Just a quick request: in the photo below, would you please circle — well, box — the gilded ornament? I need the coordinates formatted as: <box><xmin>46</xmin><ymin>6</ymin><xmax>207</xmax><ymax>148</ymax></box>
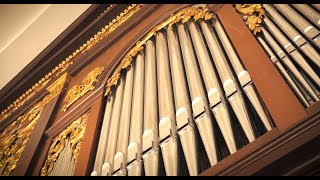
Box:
<box><xmin>104</xmin><ymin>6</ymin><xmax>214</xmax><ymax>96</ymax></box>
<box><xmin>0</xmin><ymin>4</ymin><xmax>141</xmax><ymax>123</ymax></box>
<box><xmin>40</xmin><ymin>112</ymin><xmax>89</xmax><ymax>176</ymax></box>
<box><xmin>62</xmin><ymin>67</ymin><xmax>104</xmax><ymax>112</ymax></box>
<box><xmin>235</xmin><ymin>4</ymin><xmax>265</xmax><ymax>35</ymax></box>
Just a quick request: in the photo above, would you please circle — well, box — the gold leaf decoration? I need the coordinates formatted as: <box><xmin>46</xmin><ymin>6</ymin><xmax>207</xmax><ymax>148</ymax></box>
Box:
<box><xmin>104</xmin><ymin>6</ymin><xmax>214</xmax><ymax>96</ymax></box>
<box><xmin>0</xmin><ymin>74</ymin><xmax>67</xmax><ymax>176</ymax></box>
<box><xmin>62</xmin><ymin>67</ymin><xmax>104</xmax><ymax>112</ymax></box>
<box><xmin>0</xmin><ymin>4</ymin><xmax>142</xmax><ymax>123</ymax></box>
<box><xmin>0</xmin><ymin>102</ymin><xmax>42</xmax><ymax>176</ymax></box>
<box><xmin>40</xmin><ymin>112</ymin><xmax>89</xmax><ymax>176</ymax></box>
<box><xmin>235</xmin><ymin>4</ymin><xmax>265</xmax><ymax>35</ymax></box>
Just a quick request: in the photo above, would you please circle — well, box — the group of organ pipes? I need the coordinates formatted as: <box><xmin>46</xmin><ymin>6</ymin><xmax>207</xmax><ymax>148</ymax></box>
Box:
<box><xmin>254</xmin><ymin>4</ymin><xmax>320</xmax><ymax>107</ymax></box>
<box><xmin>91</xmin><ymin>14</ymin><xmax>273</xmax><ymax>176</ymax></box>
<box><xmin>1</xmin><ymin>4</ymin><xmax>318</xmax><ymax>177</ymax></box>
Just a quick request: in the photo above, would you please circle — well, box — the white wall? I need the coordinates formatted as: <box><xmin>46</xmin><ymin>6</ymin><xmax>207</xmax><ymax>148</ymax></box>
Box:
<box><xmin>0</xmin><ymin>4</ymin><xmax>91</xmax><ymax>90</ymax></box>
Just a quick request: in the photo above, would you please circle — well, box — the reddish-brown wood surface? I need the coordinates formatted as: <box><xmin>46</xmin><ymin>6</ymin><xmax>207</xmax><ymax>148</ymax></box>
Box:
<box><xmin>215</xmin><ymin>4</ymin><xmax>308</xmax><ymax>132</ymax></box>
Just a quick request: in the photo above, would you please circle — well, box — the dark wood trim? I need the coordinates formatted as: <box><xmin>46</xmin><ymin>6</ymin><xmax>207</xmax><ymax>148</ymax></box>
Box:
<box><xmin>12</xmin><ymin>96</ymin><xmax>60</xmax><ymax>176</ymax></box>
<box><xmin>30</xmin><ymin>86</ymin><xmax>104</xmax><ymax>176</ymax></box>
<box><xmin>284</xmin><ymin>152</ymin><xmax>320</xmax><ymax>176</ymax></box>
<box><xmin>214</xmin><ymin>4</ymin><xmax>308</xmax><ymax>132</ymax></box>
<box><xmin>11</xmin><ymin>74</ymin><xmax>71</xmax><ymax>176</ymax></box>
<box><xmin>99</xmin><ymin>4</ymin><xmax>190</xmax><ymax>87</ymax></box>
<box><xmin>306</xmin><ymin>101</ymin><xmax>320</xmax><ymax>116</ymax></box>
<box><xmin>200</xmin><ymin>111</ymin><xmax>320</xmax><ymax>176</ymax></box>
<box><xmin>0</xmin><ymin>88</ymin><xmax>48</xmax><ymax>132</ymax></box>
<box><xmin>69</xmin><ymin>4</ymin><xmax>161</xmax><ymax>77</ymax></box>
<box><xmin>74</xmin><ymin>88</ymin><xmax>104</xmax><ymax>176</ymax></box>
<box><xmin>30</xmin><ymin>135</ymin><xmax>54</xmax><ymax>176</ymax></box>
<box><xmin>45</xmin><ymin>86</ymin><xmax>104</xmax><ymax>138</ymax></box>
<box><xmin>254</xmin><ymin>136</ymin><xmax>320</xmax><ymax>176</ymax></box>
<box><xmin>0</xmin><ymin>4</ymin><xmax>111</xmax><ymax>113</ymax></box>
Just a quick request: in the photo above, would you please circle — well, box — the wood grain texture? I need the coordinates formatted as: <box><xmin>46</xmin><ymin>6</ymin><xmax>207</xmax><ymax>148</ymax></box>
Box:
<box><xmin>214</xmin><ymin>4</ymin><xmax>308</xmax><ymax>132</ymax></box>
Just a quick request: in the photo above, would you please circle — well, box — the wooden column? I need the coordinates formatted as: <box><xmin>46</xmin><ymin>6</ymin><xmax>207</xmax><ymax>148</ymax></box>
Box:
<box><xmin>73</xmin><ymin>87</ymin><xmax>104</xmax><ymax>176</ymax></box>
<box><xmin>30</xmin><ymin>86</ymin><xmax>104</xmax><ymax>176</ymax></box>
<box><xmin>213</xmin><ymin>4</ymin><xmax>308</xmax><ymax>132</ymax></box>
<box><xmin>12</xmin><ymin>73</ymin><xmax>70</xmax><ymax>176</ymax></box>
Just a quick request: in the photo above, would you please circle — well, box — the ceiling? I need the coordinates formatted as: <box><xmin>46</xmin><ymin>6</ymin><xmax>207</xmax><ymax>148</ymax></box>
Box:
<box><xmin>0</xmin><ymin>4</ymin><xmax>92</xmax><ymax>90</ymax></box>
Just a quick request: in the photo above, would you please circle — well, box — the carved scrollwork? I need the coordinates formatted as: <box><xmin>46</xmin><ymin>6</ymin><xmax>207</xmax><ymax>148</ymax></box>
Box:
<box><xmin>0</xmin><ymin>73</ymin><xmax>67</xmax><ymax>176</ymax></box>
<box><xmin>62</xmin><ymin>67</ymin><xmax>104</xmax><ymax>112</ymax></box>
<box><xmin>0</xmin><ymin>102</ymin><xmax>43</xmax><ymax>175</ymax></box>
<box><xmin>0</xmin><ymin>4</ymin><xmax>142</xmax><ymax>123</ymax></box>
<box><xmin>40</xmin><ymin>112</ymin><xmax>89</xmax><ymax>176</ymax></box>
<box><xmin>104</xmin><ymin>6</ymin><xmax>214</xmax><ymax>96</ymax></box>
<box><xmin>235</xmin><ymin>4</ymin><xmax>265</xmax><ymax>35</ymax></box>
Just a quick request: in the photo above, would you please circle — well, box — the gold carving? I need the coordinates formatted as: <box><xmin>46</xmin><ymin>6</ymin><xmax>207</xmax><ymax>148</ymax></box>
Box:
<box><xmin>0</xmin><ymin>78</ymin><xmax>51</xmax><ymax>122</ymax></box>
<box><xmin>0</xmin><ymin>73</ymin><xmax>67</xmax><ymax>175</ymax></box>
<box><xmin>40</xmin><ymin>112</ymin><xmax>89</xmax><ymax>176</ymax></box>
<box><xmin>235</xmin><ymin>4</ymin><xmax>265</xmax><ymax>35</ymax></box>
<box><xmin>62</xmin><ymin>67</ymin><xmax>104</xmax><ymax>112</ymax></box>
<box><xmin>104</xmin><ymin>6</ymin><xmax>214</xmax><ymax>96</ymax></box>
<box><xmin>0</xmin><ymin>102</ymin><xmax>43</xmax><ymax>175</ymax></box>
<box><xmin>82</xmin><ymin>4</ymin><xmax>143</xmax><ymax>53</ymax></box>
<box><xmin>0</xmin><ymin>4</ymin><xmax>142</xmax><ymax>123</ymax></box>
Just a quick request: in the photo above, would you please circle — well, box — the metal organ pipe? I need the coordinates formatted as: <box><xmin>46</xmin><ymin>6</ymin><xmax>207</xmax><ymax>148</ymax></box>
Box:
<box><xmin>142</xmin><ymin>39</ymin><xmax>160</xmax><ymax>176</ymax></box>
<box><xmin>156</xmin><ymin>30</ymin><xmax>179</xmax><ymax>176</ymax></box>
<box><xmin>127</xmin><ymin>53</ymin><xmax>145</xmax><ymax>176</ymax></box>
<box><xmin>166</xmin><ymin>26</ymin><xmax>199</xmax><ymax>176</ymax></box>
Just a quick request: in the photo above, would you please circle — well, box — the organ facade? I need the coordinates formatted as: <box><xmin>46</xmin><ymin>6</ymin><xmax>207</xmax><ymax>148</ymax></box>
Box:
<box><xmin>0</xmin><ymin>4</ymin><xmax>319</xmax><ymax>176</ymax></box>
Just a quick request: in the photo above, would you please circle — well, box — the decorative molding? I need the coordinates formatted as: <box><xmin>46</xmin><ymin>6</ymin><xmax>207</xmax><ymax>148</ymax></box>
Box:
<box><xmin>62</xmin><ymin>67</ymin><xmax>104</xmax><ymax>112</ymax></box>
<box><xmin>81</xmin><ymin>4</ymin><xmax>143</xmax><ymax>54</ymax></box>
<box><xmin>0</xmin><ymin>102</ymin><xmax>43</xmax><ymax>176</ymax></box>
<box><xmin>0</xmin><ymin>73</ymin><xmax>68</xmax><ymax>176</ymax></box>
<box><xmin>104</xmin><ymin>5</ymin><xmax>214</xmax><ymax>96</ymax></box>
<box><xmin>0</xmin><ymin>4</ymin><xmax>143</xmax><ymax>123</ymax></box>
<box><xmin>0</xmin><ymin>79</ymin><xmax>51</xmax><ymax>122</ymax></box>
<box><xmin>234</xmin><ymin>4</ymin><xmax>265</xmax><ymax>35</ymax></box>
<box><xmin>40</xmin><ymin>111</ymin><xmax>89</xmax><ymax>176</ymax></box>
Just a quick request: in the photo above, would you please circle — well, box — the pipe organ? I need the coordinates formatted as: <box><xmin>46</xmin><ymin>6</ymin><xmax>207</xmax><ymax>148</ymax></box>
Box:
<box><xmin>91</xmin><ymin>8</ymin><xmax>273</xmax><ymax>176</ymax></box>
<box><xmin>246</xmin><ymin>4</ymin><xmax>320</xmax><ymax>107</ymax></box>
<box><xmin>0</xmin><ymin>4</ymin><xmax>319</xmax><ymax>176</ymax></box>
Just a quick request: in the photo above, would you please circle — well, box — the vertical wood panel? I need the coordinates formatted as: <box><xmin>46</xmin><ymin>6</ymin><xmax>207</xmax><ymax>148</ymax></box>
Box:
<box><xmin>73</xmin><ymin>88</ymin><xmax>104</xmax><ymax>176</ymax></box>
<box><xmin>214</xmin><ymin>4</ymin><xmax>307</xmax><ymax>132</ymax></box>
<box><xmin>12</xmin><ymin>95</ymin><xmax>60</xmax><ymax>176</ymax></box>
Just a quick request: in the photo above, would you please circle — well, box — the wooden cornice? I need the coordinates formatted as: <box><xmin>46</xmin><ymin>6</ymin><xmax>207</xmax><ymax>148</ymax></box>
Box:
<box><xmin>0</xmin><ymin>4</ymin><xmax>132</xmax><ymax>121</ymax></box>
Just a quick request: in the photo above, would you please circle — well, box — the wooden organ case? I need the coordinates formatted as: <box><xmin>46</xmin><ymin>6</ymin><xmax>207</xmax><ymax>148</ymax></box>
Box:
<box><xmin>0</xmin><ymin>4</ymin><xmax>319</xmax><ymax>176</ymax></box>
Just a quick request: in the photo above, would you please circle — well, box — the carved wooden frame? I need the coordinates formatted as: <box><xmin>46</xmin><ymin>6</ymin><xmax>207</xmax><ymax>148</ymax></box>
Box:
<box><xmin>30</xmin><ymin>86</ymin><xmax>104</xmax><ymax>176</ymax></box>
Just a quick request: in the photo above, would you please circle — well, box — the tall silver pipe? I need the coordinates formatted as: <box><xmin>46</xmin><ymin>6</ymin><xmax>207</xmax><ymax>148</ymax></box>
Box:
<box><xmin>274</xmin><ymin>4</ymin><xmax>320</xmax><ymax>39</ymax></box>
<box><xmin>166</xmin><ymin>26</ymin><xmax>199</xmax><ymax>176</ymax></box>
<box><xmin>262</xmin><ymin>19</ymin><xmax>320</xmax><ymax>100</ymax></box>
<box><xmin>188</xmin><ymin>20</ymin><xmax>227</xmax><ymax>164</ymax></box>
<box><xmin>292</xmin><ymin>4</ymin><xmax>320</xmax><ymax>28</ymax></box>
<box><xmin>156</xmin><ymin>30</ymin><xmax>179</xmax><ymax>176</ymax></box>
<box><xmin>177</xmin><ymin>22</ymin><xmax>221</xmax><ymax>167</ymax></box>
<box><xmin>142</xmin><ymin>39</ymin><xmax>160</xmax><ymax>176</ymax></box>
<box><xmin>257</xmin><ymin>36</ymin><xmax>310</xmax><ymax>107</ymax></box>
<box><xmin>103</xmin><ymin>76</ymin><xmax>125</xmax><ymax>176</ymax></box>
<box><xmin>113</xmin><ymin>66</ymin><xmax>134</xmax><ymax>175</ymax></box>
<box><xmin>127</xmin><ymin>53</ymin><xmax>145</xmax><ymax>176</ymax></box>
<box><xmin>263</xmin><ymin>4</ymin><xmax>320</xmax><ymax>69</ymax></box>
<box><xmin>211</xmin><ymin>19</ymin><xmax>273</xmax><ymax>132</ymax></box>
<box><xmin>91</xmin><ymin>95</ymin><xmax>115</xmax><ymax>176</ymax></box>
<box><xmin>200</xmin><ymin>19</ymin><xmax>256</xmax><ymax>143</ymax></box>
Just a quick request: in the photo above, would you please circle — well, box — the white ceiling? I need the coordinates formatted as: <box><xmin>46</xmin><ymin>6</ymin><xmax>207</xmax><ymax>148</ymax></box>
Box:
<box><xmin>0</xmin><ymin>4</ymin><xmax>91</xmax><ymax>90</ymax></box>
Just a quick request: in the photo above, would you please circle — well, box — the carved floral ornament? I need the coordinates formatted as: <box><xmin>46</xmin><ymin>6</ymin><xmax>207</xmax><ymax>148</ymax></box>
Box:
<box><xmin>0</xmin><ymin>4</ymin><xmax>142</xmax><ymax>123</ymax></box>
<box><xmin>234</xmin><ymin>4</ymin><xmax>265</xmax><ymax>35</ymax></box>
<box><xmin>0</xmin><ymin>74</ymin><xmax>67</xmax><ymax>176</ymax></box>
<box><xmin>104</xmin><ymin>6</ymin><xmax>214</xmax><ymax>96</ymax></box>
<box><xmin>40</xmin><ymin>111</ymin><xmax>89</xmax><ymax>176</ymax></box>
<box><xmin>62</xmin><ymin>67</ymin><xmax>105</xmax><ymax>112</ymax></box>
